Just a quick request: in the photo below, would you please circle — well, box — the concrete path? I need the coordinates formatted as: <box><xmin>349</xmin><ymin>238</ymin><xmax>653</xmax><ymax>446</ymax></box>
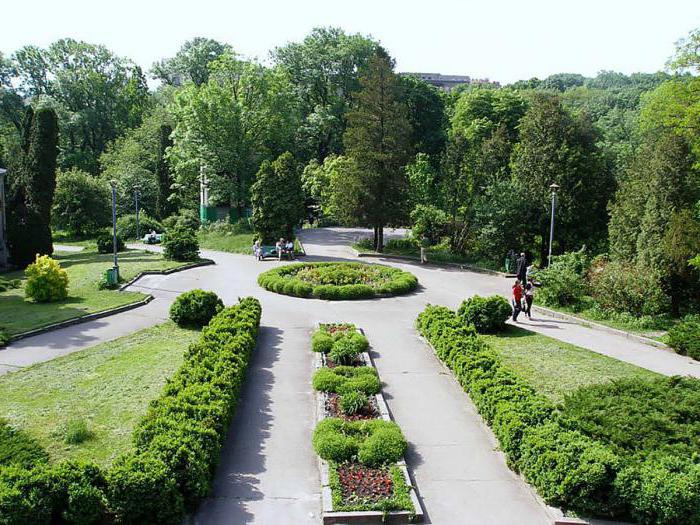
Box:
<box><xmin>3</xmin><ymin>227</ymin><xmax>698</xmax><ymax>524</ymax></box>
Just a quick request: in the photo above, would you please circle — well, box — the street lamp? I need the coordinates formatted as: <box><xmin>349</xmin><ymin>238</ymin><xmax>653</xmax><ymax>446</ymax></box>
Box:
<box><xmin>133</xmin><ymin>185</ymin><xmax>141</xmax><ymax>240</ymax></box>
<box><xmin>0</xmin><ymin>168</ymin><xmax>8</xmax><ymax>267</ymax></box>
<box><xmin>547</xmin><ymin>183</ymin><xmax>560</xmax><ymax>267</ymax></box>
<box><xmin>110</xmin><ymin>180</ymin><xmax>119</xmax><ymax>280</ymax></box>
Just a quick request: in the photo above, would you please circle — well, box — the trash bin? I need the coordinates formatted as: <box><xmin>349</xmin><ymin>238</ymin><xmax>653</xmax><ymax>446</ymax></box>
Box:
<box><xmin>105</xmin><ymin>267</ymin><xmax>119</xmax><ymax>285</ymax></box>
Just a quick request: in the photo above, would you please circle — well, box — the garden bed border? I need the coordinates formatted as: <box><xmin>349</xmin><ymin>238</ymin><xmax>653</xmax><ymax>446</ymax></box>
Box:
<box><xmin>312</xmin><ymin>327</ymin><xmax>424</xmax><ymax>524</ymax></box>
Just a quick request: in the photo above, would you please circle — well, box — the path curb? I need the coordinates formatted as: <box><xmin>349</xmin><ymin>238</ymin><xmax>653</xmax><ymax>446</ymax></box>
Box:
<box><xmin>531</xmin><ymin>305</ymin><xmax>670</xmax><ymax>350</ymax></box>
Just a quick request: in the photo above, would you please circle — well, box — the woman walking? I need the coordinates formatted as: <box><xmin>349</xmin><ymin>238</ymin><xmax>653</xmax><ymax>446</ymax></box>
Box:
<box><xmin>524</xmin><ymin>278</ymin><xmax>535</xmax><ymax>319</ymax></box>
<box><xmin>511</xmin><ymin>279</ymin><xmax>524</xmax><ymax>322</ymax></box>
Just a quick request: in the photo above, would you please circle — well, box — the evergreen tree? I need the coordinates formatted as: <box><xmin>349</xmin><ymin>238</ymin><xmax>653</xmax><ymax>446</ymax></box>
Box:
<box><xmin>343</xmin><ymin>48</ymin><xmax>412</xmax><ymax>251</ymax></box>
<box><xmin>155</xmin><ymin>124</ymin><xmax>174</xmax><ymax>219</ymax></box>
<box><xmin>251</xmin><ymin>152</ymin><xmax>305</xmax><ymax>243</ymax></box>
<box><xmin>6</xmin><ymin>106</ymin><xmax>58</xmax><ymax>267</ymax></box>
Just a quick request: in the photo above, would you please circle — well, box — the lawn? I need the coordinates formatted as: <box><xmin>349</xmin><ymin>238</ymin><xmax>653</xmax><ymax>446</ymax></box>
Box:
<box><xmin>352</xmin><ymin>242</ymin><xmax>500</xmax><ymax>271</ymax></box>
<box><xmin>481</xmin><ymin>325</ymin><xmax>659</xmax><ymax>403</ymax></box>
<box><xmin>0</xmin><ymin>322</ymin><xmax>200</xmax><ymax>467</ymax></box>
<box><xmin>0</xmin><ymin>248</ymin><xmax>187</xmax><ymax>335</ymax></box>
<box><xmin>199</xmin><ymin>229</ymin><xmax>305</xmax><ymax>255</ymax></box>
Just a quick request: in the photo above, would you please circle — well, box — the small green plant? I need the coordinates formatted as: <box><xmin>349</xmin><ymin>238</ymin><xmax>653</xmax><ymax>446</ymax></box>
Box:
<box><xmin>24</xmin><ymin>255</ymin><xmax>69</xmax><ymax>303</ymax></box>
<box><xmin>329</xmin><ymin>336</ymin><xmax>363</xmax><ymax>365</ymax></box>
<box><xmin>63</xmin><ymin>419</ymin><xmax>94</xmax><ymax>445</ymax></box>
<box><xmin>163</xmin><ymin>227</ymin><xmax>200</xmax><ymax>261</ymax></box>
<box><xmin>169</xmin><ymin>289</ymin><xmax>223</xmax><ymax>327</ymax></box>
<box><xmin>667</xmin><ymin>316</ymin><xmax>700</xmax><ymax>361</ymax></box>
<box><xmin>457</xmin><ymin>295</ymin><xmax>512</xmax><ymax>333</ymax></box>
<box><xmin>312</xmin><ymin>366</ymin><xmax>381</xmax><ymax>395</ymax></box>
<box><xmin>96</xmin><ymin>231</ymin><xmax>126</xmax><ymax>254</ymax></box>
<box><xmin>339</xmin><ymin>391</ymin><xmax>368</xmax><ymax>416</ymax></box>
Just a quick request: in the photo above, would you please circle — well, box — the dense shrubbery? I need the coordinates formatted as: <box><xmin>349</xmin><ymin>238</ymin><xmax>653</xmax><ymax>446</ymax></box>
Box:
<box><xmin>0</xmin><ymin>297</ymin><xmax>261</xmax><ymax>523</ymax></box>
<box><xmin>410</xmin><ymin>204</ymin><xmax>449</xmax><ymax>245</ymax></box>
<box><xmin>52</xmin><ymin>168</ymin><xmax>111</xmax><ymax>236</ymax></box>
<box><xmin>96</xmin><ymin>231</ymin><xmax>125</xmax><ymax>254</ymax></box>
<box><xmin>313</xmin><ymin>418</ymin><xmax>407</xmax><ymax>467</ymax></box>
<box><xmin>258</xmin><ymin>262</ymin><xmax>417</xmax><ymax>300</ymax></box>
<box><xmin>117</xmin><ymin>213</ymin><xmax>164</xmax><ymax>240</ymax></box>
<box><xmin>457</xmin><ymin>295</ymin><xmax>511</xmax><ymax>333</ymax></box>
<box><xmin>534</xmin><ymin>248</ymin><xmax>588</xmax><ymax>307</ymax></box>
<box><xmin>417</xmin><ymin>303</ymin><xmax>700</xmax><ymax>522</ymax></box>
<box><xmin>162</xmin><ymin>210</ymin><xmax>200</xmax><ymax>232</ymax></box>
<box><xmin>589</xmin><ymin>259</ymin><xmax>668</xmax><ymax>316</ymax></box>
<box><xmin>310</xmin><ymin>324</ymin><xmax>369</xmax><ymax>364</ymax></box>
<box><xmin>0</xmin><ymin>420</ymin><xmax>49</xmax><ymax>468</ymax></box>
<box><xmin>163</xmin><ymin>227</ymin><xmax>200</xmax><ymax>261</ymax></box>
<box><xmin>384</xmin><ymin>238</ymin><xmax>418</xmax><ymax>252</ymax></box>
<box><xmin>169</xmin><ymin>289</ymin><xmax>223</xmax><ymax>327</ymax></box>
<box><xmin>24</xmin><ymin>255</ymin><xmax>69</xmax><ymax>303</ymax></box>
<box><xmin>667</xmin><ymin>316</ymin><xmax>700</xmax><ymax>361</ymax></box>
<box><xmin>312</xmin><ymin>366</ymin><xmax>381</xmax><ymax>395</ymax></box>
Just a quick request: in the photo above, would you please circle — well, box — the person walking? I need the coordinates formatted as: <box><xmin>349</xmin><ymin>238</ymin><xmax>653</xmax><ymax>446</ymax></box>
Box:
<box><xmin>516</xmin><ymin>252</ymin><xmax>528</xmax><ymax>283</ymax></box>
<box><xmin>524</xmin><ymin>278</ymin><xmax>535</xmax><ymax>319</ymax></box>
<box><xmin>420</xmin><ymin>235</ymin><xmax>430</xmax><ymax>264</ymax></box>
<box><xmin>511</xmin><ymin>279</ymin><xmax>524</xmax><ymax>322</ymax></box>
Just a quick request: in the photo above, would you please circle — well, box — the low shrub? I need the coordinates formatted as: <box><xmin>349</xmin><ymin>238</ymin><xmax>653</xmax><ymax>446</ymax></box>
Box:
<box><xmin>457</xmin><ymin>295</ymin><xmax>512</xmax><ymax>333</ymax></box>
<box><xmin>312</xmin><ymin>366</ymin><xmax>381</xmax><ymax>395</ymax></box>
<box><xmin>312</xmin><ymin>418</ymin><xmax>407</xmax><ymax>467</ymax></box>
<box><xmin>0</xmin><ymin>420</ymin><xmax>48</xmax><ymax>468</ymax></box>
<box><xmin>384</xmin><ymin>238</ymin><xmax>418</xmax><ymax>252</ymax></box>
<box><xmin>96</xmin><ymin>231</ymin><xmax>125</xmax><ymax>254</ymax></box>
<box><xmin>163</xmin><ymin>227</ymin><xmax>200</xmax><ymax>262</ymax></box>
<box><xmin>329</xmin><ymin>336</ymin><xmax>364</xmax><ymax>365</ymax></box>
<box><xmin>162</xmin><ymin>210</ymin><xmax>200</xmax><ymax>232</ymax></box>
<box><xmin>354</xmin><ymin>237</ymin><xmax>374</xmax><ymax>250</ymax></box>
<box><xmin>117</xmin><ymin>213</ymin><xmax>164</xmax><ymax>240</ymax></box>
<box><xmin>534</xmin><ymin>249</ymin><xmax>589</xmax><ymax>308</ymax></box>
<box><xmin>24</xmin><ymin>255</ymin><xmax>69</xmax><ymax>303</ymax></box>
<box><xmin>667</xmin><ymin>316</ymin><xmax>700</xmax><ymax>361</ymax></box>
<box><xmin>169</xmin><ymin>289</ymin><xmax>223</xmax><ymax>327</ymax></box>
<box><xmin>0</xmin><ymin>329</ymin><xmax>10</xmax><ymax>348</ymax></box>
<box><xmin>338</xmin><ymin>391</ymin><xmax>368</xmax><ymax>416</ymax></box>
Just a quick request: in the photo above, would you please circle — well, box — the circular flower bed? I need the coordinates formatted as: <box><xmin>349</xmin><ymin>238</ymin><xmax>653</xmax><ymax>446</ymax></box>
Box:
<box><xmin>257</xmin><ymin>262</ymin><xmax>418</xmax><ymax>300</ymax></box>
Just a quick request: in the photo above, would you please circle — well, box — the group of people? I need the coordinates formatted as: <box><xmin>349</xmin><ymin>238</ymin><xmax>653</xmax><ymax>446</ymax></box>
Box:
<box><xmin>252</xmin><ymin>238</ymin><xmax>295</xmax><ymax>261</ymax></box>
<box><xmin>511</xmin><ymin>251</ymin><xmax>536</xmax><ymax>321</ymax></box>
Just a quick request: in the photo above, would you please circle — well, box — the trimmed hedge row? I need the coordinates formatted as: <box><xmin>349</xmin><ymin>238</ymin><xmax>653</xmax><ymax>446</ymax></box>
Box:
<box><xmin>257</xmin><ymin>262</ymin><xmax>418</xmax><ymax>300</ymax></box>
<box><xmin>0</xmin><ymin>297</ymin><xmax>262</xmax><ymax>524</ymax></box>
<box><xmin>417</xmin><ymin>304</ymin><xmax>700</xmax><ymax>523</ymax></box>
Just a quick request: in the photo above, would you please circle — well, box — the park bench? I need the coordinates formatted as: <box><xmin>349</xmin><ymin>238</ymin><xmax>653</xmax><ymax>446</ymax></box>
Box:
<box><xmin>142</xmin><ymin>233</ymin><xmax>162</xmax><ymax>244</ymax></box>
<box><xmin>259</xmin><ymin>245</ymin><xmax>294</xmax><ymax>260</ymax></box>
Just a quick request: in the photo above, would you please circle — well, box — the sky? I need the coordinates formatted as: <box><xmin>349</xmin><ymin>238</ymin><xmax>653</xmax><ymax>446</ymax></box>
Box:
<box><xmin>1</xmin><ymin>0</ymin><xmax>698</xmax><ymax>84</ymax></box>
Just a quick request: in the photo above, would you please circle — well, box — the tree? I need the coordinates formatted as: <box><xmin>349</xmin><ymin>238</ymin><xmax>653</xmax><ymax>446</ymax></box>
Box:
<box><xmin>151</xmin><ymin>38</ymin><xmax>232</xmax><ymax>86</ymax></box>
<box><xmin>399</xmin><ymin>76</ymin><xmax>446</xmax><ymax>156</ymax></box>
<box><xmin>343</xmin><ymin>49</ymin><xmax>412</xmax><ymax>251</ymax></box>
<box><xmin>511</xmin><ymin>93</ymin><xmax>612</xmax><ymax>263</ymax></box>
<box><xmin>6</xmin><ymin>107</ymin><xmax>59</xmax><ymax>267</ymax></box>
<box><xmin>251</xmin><ymin>152</ymin><xmax>305</xmax><ymax>242</ymax></box>
<box><xmin>406</xmin><ymin>153</ymin><xmax>441</xmax><ymax>208</ymax></box>
<box><xmin>52</xmin><ymin>168</ymin><xmax>111</xmax><ymax>235</ymax></box>
<box><xmin>155</xmin><ymin>124</ymin><xmax>174</xmax><ymax>219</ymax></box>
<box><xmin>667</xmin><ymin>27</ymin><xmax>700</xmax><ymax>73</ymax></box>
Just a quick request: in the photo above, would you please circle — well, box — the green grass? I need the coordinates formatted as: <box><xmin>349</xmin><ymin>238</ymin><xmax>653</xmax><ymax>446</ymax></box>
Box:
<box><xmin>0</xmin><ymin>249</ymin><xmax>187</xmax><ymax>335</ymax></box>
<box><xmin>481</xmin><ymin>325</ymin><xmax>659</xmax><ymax>403</ymax></box>
<box><xmin>0</xmin><ymin>322</ymin><xmax>199</xmax><ymax>467</ymax></box>
<box><xmin>198</xmin><ymin>230</ymin><xmax>254</xmax><ymax>254</ymax></box>
<box><xmin>352</xmin><ymin>242</ymin><xmax>500</xmax><ymax>271</ymax></box>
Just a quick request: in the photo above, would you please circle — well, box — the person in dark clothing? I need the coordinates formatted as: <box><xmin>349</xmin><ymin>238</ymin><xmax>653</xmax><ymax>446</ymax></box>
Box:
<box><xmin>524</xmin><ymin>278</ymin><xmax>535</xmax><ymax>319</ymax></box>
<box><xmin>516</xmin><ymin>252</ymin><xmax>528</xmax><ymax>282</ymax></box>
<box><xmin>511</xmin><ymin>280</ymin><xmax>524</xmax><ymax>321</ymax></box>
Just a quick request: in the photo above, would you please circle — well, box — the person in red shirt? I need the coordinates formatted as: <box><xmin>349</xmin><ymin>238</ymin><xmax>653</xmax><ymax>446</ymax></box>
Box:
<box><xmin>511</xmin><ymin>280</ymin><xmax>524</xmax><ymax>321</ymax></box>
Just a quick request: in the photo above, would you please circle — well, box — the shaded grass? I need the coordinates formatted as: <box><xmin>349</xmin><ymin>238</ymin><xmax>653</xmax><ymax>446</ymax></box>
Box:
<box><xmin>0</xmin><ymin>322</ymin><xmax>199</xmax><ymax>467</ymax></box>
<box><xmin>481</xmin><ymin>325</ymin><xmax>659</xmax><ymax>403</ymax></box>
<box><xmin>199</xmin><ymin>230</ymin><xmax>304</xmax><ymax>255</ymax></box>
<box><xmin>0</xmin><ymin>249</ymin><xmax>187</xmax><ymax>335</ymax></box>
<box><xmin>352</xmin><ymin>242</ymin><xmax>499</xmax><ymax>271</ymax></box>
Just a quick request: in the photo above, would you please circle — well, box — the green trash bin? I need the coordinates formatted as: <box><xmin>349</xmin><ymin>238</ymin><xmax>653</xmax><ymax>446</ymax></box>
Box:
<box><xmin>105</xmin><ymin>267</ymin><xmax>119</xmax><ymax>285</ymax></box>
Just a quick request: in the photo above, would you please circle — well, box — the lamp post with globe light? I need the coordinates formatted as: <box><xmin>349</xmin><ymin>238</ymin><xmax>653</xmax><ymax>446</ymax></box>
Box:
<box><xmin>547</xmin><ymin>183</ymin><xmax>560</xmax><ymax>267</ymax></box>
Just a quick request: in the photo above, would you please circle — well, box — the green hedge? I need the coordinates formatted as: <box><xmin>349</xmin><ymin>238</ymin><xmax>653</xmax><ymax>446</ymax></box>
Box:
<box><xmin>0</xmin><ymin>297</ymin><xmax>261</xmax><ymax>524</ymax></box>
<box><xmin>417</xmin><ymin>304</ymin><xmax>700</xmax><ymax>523</ymax></box>
<box><xmin>668</xmin><ymin>317</ymin><xmax>700</xmax><ymax>361</ymax></box>
<box><xmin>257</xmin><ymin>262</ymin><xmax>418</xmax><ymax>300</ymax></box>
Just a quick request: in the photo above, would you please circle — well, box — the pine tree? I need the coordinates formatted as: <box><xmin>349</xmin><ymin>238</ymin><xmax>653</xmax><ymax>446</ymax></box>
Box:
<box><xmin>343</xmin><ymin>48</ymin><xmax>412</xmax><ymax>251</ymax></box>
<box><xmin>251</xmin><ymin>152</ymin><xmax>305</xmax><ymax>243</ymax></box>
<box><xmin>155</xmin><ymin>124</ymin><xmax>174</xmax><ymax>219</ymax></box>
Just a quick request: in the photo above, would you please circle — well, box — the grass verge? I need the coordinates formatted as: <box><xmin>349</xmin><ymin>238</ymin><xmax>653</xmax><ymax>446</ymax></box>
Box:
<box><xmin>0</xmin><ymin>322</ymin><xmax>200</xmax><ymax>467</ymax></box>
<box><xmin>352</xmin><ymin>242</ymin><xmax>500</xmax><ymax>271</ymax></box>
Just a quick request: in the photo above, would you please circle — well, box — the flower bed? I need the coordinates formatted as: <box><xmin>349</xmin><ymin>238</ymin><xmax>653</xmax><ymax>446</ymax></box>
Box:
<box><xmin>417</xmin><ymin>304</ymin><xmax>700</xmax><ymax>524</ymax></box>
<box><xmin>0</xmin><ymin>297</ymin><xmax>262</xmax><ymax>523</ymax></box>
<box><xmin>310</xmin><ymin>324</ymin><xmax>423</xmax><ymax>523</ymax></box>
<box><xmin>258</xmin><ymin>262</ymin><xmax>418</xmax><ymax>300</ymax></box>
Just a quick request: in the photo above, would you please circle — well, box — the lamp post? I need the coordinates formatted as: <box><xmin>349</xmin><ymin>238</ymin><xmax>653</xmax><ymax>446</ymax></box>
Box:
<box><xmin>134</xmin><ymin>185</ymin><xmax>141</xmax><ymax>240</ymax></box>
<box><xmin>0</xmin><ymin>168</ymin><xmax>7</xmax><ymax>267</ymax></box>
<box><xmin>110</xmin><ymin>180</ymin><xmax>119</xmax><ymax>280</ymax></box>
<box><xmin>547</xmin><ymin>183</ymin><xmax>560</xmax><ymax>267</ymax></box>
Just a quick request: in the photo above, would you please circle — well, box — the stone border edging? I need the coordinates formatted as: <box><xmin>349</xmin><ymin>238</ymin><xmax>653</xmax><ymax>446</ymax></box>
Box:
<box><xmin>313</xmin><ymin>327</ymin><xmax>424</xmax><ymax>524</ymax></box>
<box><xmin>5</xmin><ymin>258</ymin><xmax>215</xmax><ymax>344</ymax></box>
<box><xmin>6</xmin><ymin>295</ymin><xmax>155</xmax><ymax>343</ymax></box>
<box><xmin>118</xmin><ymin>258</ymin><xmax>215</xmax><ymax>291</ymax></box>
<box><xmin>531</xmin><ymin>304</ymin><xmax>670</xmax><ymax>350</ymax></box>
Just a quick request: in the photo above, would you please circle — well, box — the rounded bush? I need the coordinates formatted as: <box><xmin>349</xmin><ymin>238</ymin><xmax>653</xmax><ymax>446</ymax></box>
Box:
<box><xmin>312</xmin><ymin>366</ymin><xmax>381</xmax><ymax>395</ymax></box>
<box><xmin>25</xmin><ymin>255</ymin><xmax>69</xmax><ymax>303</ymax></box>
<box><xmin>457</xmin><ymin>295</ymin><xmax>512</xmax><ymax>333</ymax></box>
<box><xmin>357</xmin><ymin>426</ymin><xmax>408</xmax><ymax>467</ymax></box>
<box><xmin>96</xmin><ymin>231</ymin><xmax>126</xmax><ymax>254</ymax></box>
<box><xmin>339</xmin><ymin>391</ymin><xmax>368</xmax><ymax>416</ymax></box>
<box><xmin>311</xmin><ymin>331</ymin><xmax>334</xmax><ymax>353</ymax></box>
<box><xmin>667</xmin><ymin>317</ymin><xmax>700</xmax><ymax>361</ymax></box>
<box><xmin>312</xmin><ymin>419</ymin><xmax>406</xmax><ymax>466</ymax></box>
<box><xmin>257</xmin><ymin>262</ymin><xmax>417</xmax><ymax>300</ymax></box>
<box><xmin>169</xmin><ymin>290</ymin><xmax>223</xmax><ymax>327</ymax></box>
<box><xmin>163</xmin><ymin>227</ymin><xmax>200</xmax><ymax>262</ymax></box>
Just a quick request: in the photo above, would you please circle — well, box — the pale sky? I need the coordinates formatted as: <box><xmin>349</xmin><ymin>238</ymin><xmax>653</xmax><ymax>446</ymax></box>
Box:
<box><xmin>1</xmin><ymin>0</ymin><xmax>698</xmax><ymax>84</ymax></box>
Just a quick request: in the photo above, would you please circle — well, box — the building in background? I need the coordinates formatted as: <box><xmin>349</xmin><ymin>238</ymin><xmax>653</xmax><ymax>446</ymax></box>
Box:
<box><xmin>400</xmin><ymin>72</ymin><xmax>500</xmax><ymax>91</ymax></box>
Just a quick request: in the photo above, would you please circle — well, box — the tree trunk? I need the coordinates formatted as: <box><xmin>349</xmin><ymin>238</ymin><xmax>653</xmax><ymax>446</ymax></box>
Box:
<box><xmin>377</xmin><ymin>225</ymin><xmax>384</xmax><ymax>253</ymax></box>
<box><xmin>373</xmin><ymin>226</ymin><xmax>378</xmax><ymax>251</ymax></box>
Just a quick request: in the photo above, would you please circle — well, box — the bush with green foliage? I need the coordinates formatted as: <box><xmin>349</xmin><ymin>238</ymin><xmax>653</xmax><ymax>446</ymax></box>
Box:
<box><xmin>328</xmin><ymin>336</ymin><xmax>364</xmax><ymax>365</ymax></box>
<box><xmin>117</xmin><ymin>213</ymin><xmax>164</xmax><ymax>240</ymax></box>
<box><xmin>162</xmin><ymin>209</ymin><xmax>200</xmax><ymax>232</ymax></box>
<box><xmin>312</xmin><ymin>366</ymin><xmax>381</xmax><ymax>395</ymax></box>
<box><xmin>667</xmin><ymin>316</ymin><xmax>700</xmax><ymax>361</ymax></box>
<box><xmin>169</xmin><ymin>289</ymin><xmax>223</xmax><ymax>327</ymax></box>
<box><xmin>258</xmin><ymin>262</ymin><xmax>418</xmax><ymax>300</ymax></box>
<box><xmin>338</xmin><ymin>391</ymin><xmax>368</xmax><ymax>416</ymax></box>
<box><xmin>96</xmin><ymin>231</ymin><xmax>126</xmax><ymax>254</ymax></box>
<box><xmin>24</xmin><ymin>255</ymin><xmax>69</xmax><ymax>303</ymax></box>
<box><xmin>410</xmin><ymin>204</ymin><xmax>449</xmax><ymax>245</ymax></box>
<box><xmin>457</xmin><ymin>295</ymin><xmax>512</xmax><ymax>332</ymax></box>
<box><xmin>52</xmin><ymin>168</ymin><xmax>111</xmax><ymax>236</ymax></box>
<box><xmin>310</xmin><ymin>325</ymin><xmax>369</xmax><ymax>366</ymax></box>
<box><xmin>0</xmin><ymin>329</ymin><xmax>10</xmax><ymax>348</ymax></box>
<box><xmin>312</xmin><ymin>418</ymin><xmax>407</xmax><ymax>467</ymax></box>
<box><xmin>534</xmin><ymin>248</ymin><xmax>589</xmax><ymax>308</ymax></box>
<box><xmin>0</xmin><ymin>420</ymin><xmax>48</xmax><ymax>468</ymax></box>
<box><xmin>384</xmin><ymin>238</ymin><xmax>418</xmax><ymax>252</ymax></box>
<box><xmin>163</xmin><ymin>227</ymin><xmax>200</xmax><ymax>261</ymax></box>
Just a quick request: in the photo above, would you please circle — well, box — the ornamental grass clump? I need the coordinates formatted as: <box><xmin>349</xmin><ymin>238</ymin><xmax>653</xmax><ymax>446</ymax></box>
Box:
<box><xmin>25</xmin><ymin>255</ymin><xmax>69</xmax><ymax>302</ymax></box>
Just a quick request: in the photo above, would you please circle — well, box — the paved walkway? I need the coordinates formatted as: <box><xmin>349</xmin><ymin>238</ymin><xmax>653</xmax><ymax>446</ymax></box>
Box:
<box><xmin>2</xmin><ymin>228</ymin><xmax>699</xmax><ymax>524</ymax></box>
